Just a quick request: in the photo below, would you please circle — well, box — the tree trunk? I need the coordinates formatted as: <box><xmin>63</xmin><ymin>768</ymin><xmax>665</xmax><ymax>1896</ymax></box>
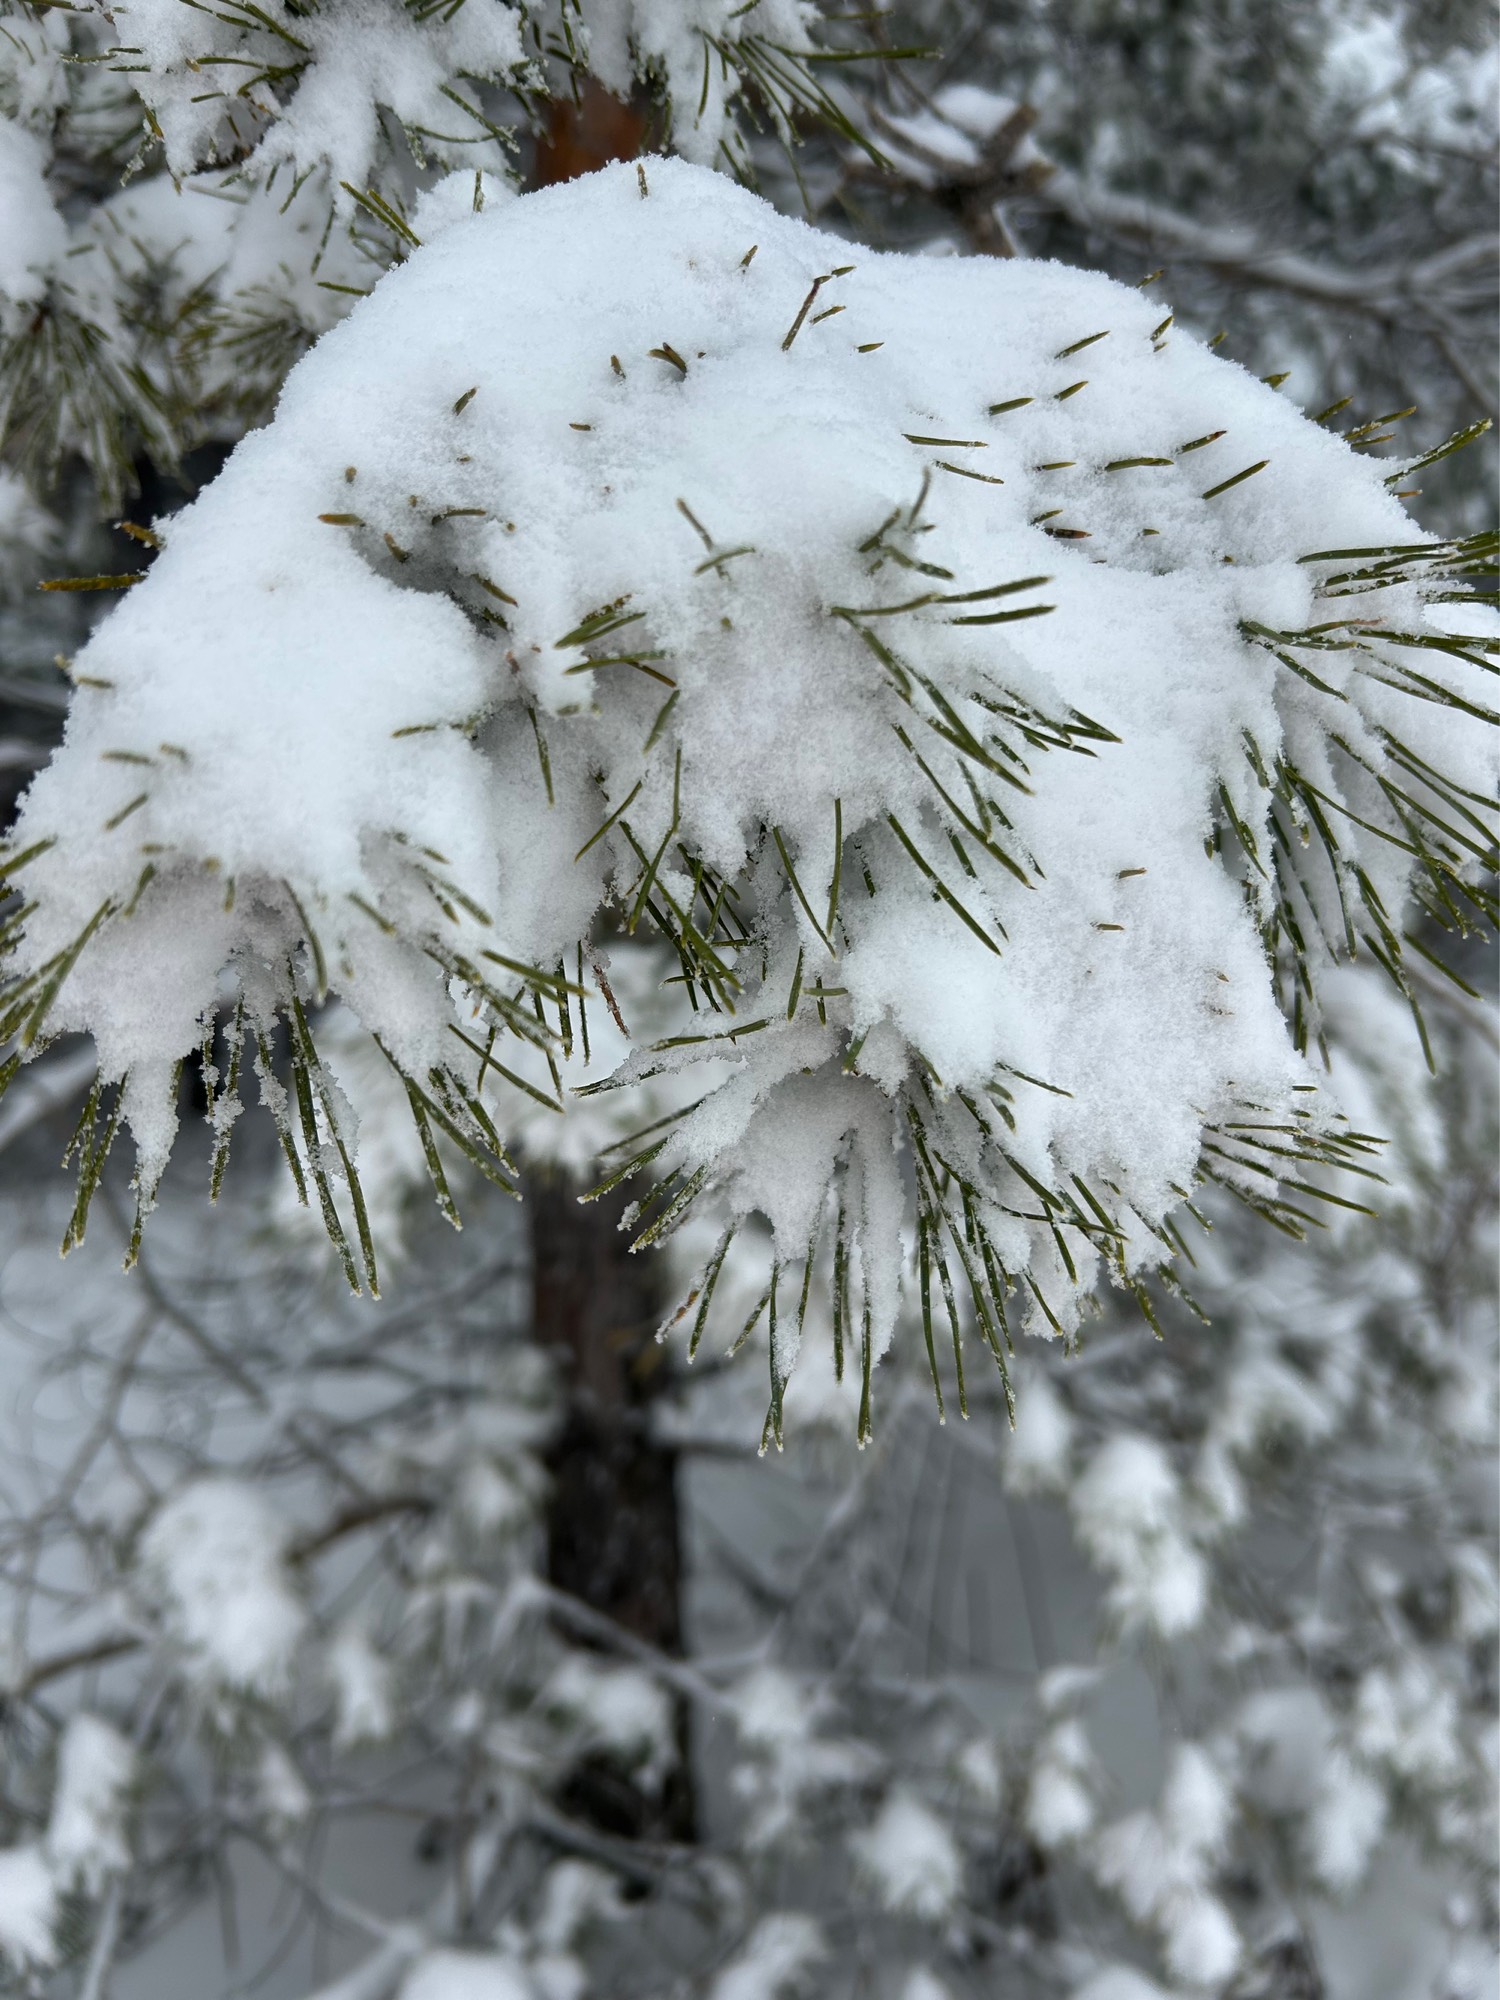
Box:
<box><xmin>532</xmin><ymin>80</ymin><xmax>653</xmax><ymax>189</ymax></box>
<box><xmin>529</xmin><ymin>1168</ymin><xmax>695</xmax><ymax>1839</ymax></box>
<box><xmin>525</xmin><ymin>81</ymin><xmax>692</xmax><ymax>1846</ymax></box>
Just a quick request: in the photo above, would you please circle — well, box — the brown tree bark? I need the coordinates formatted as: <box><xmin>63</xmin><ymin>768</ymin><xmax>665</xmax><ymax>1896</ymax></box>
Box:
<box><xmin>532</xmin><ymin>80</ymin><xmax>653</xmax><ymax>189</ymax></box>
<box><xmin>530</xmin><ymin>1172</ymin><xmax>682</xmax><ymax>1651</ymax></box>
<box><xmin>530</xmin><ymin>1169</ymin><xmax>694</xmax><ymax>1840</ymax></box>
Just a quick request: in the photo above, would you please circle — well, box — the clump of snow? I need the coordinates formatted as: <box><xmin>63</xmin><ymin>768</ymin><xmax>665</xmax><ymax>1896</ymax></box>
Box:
<box><xmin>1449</xmin><ymin>1544</ymin><xmax>1500</xmax><ymax>1645</ymax></box>
<box><xmin>1352</xmin><ymin>1659</ymin><xmax>1464</xmax><ymax>1788</ymax></box>
<box><xmin>9</xmin><ymin>156</ymin><xmax>1494</xmax><ymax>1402</ymax></box>
<box><xmin>900</xmin><ymin>1974</ymin><xmax>953</xmax><ymax>2000</ymax></box>
<box><xmin>954</xmin><ymin>1733</ymin><xmax>1002</xmax><ymax>1809</ymax></box>
<box><xmin>0</xmin><ymin>114</ymin><xmax>65</xmax><ymax>303</ymax></box>
<box><xmin>532</xmin><ymin>1860</ymin><xmax>625</xmax><ymax>1953</ymax></box>
<box><xmin>257</xmin><ymin>1741</ymin><xmax>313</xmax><ymax>1831</ymax></box>
<box><xmin>1302</xmin><ymin>1750</ymin><xmax>1388</xmax><ymax>1895</ymax></box>
<box><xmin>1091</xmin><ymin>1744</ymin><xmax>1240</xmax><ymax>1989</ymax></box>
<box><xmin>0</xmin><ymin>6</ymin><xmax>72</xmax><ymax>133</ymax></box>
<box><xmin>731</xmin><ymin>1664</ymin><xmax>819</xmax><ymax>1751</ymax></box>
<box><xmin>1072</xmin><ymin>1436</ymin><xmax>1208</xmax><ymax>1637</ymax></box>
<box><xmin>401</xmin><ymin>1951</ymin><xmax>536</xmax><ymax>2000</ymax></box>
<box><xmin>545</xmin><ymin>1652</ymin><xmax>675</xmax><ymax>1795</ymax></box>
<box><xmin>1326</xmin><ymin>10</ymin><xmax>1500</xmax><ymax>156</ymax></box>
<box><xmin>1071</xmin><ymin>1973</ymin><xmax>1171</xmax><ymax>2000</ymax></box>
<box><xmin>137</xmin><ymin>1477</ymin><xmax>307</xmax><ymax>1694</ymax></box>
<box><xmin>327</xmin><ymin>1622</ymin><xmax>396</xmax><ymax>1747</ymax></box>
<box><xmin>456</xmin><ymin>1457</ymin><xmax>536</xmax><ymax>1538</ymax></box>
<box><xmin>1234</xmin><ymin>1685</ymin><xmax>1390</xmax><ymax>1895</ymax></box>
<box><xmin>728</xmin><ymin>1666</ymin><xmax>876</xmax><ymax>1846</ymax></box>
<box><xmin>45</xmin><ymin>1713</ymin><xmax>134</xmax><ymax>1892</ymax></box>
<box><xmin>1003</xmin><ymin>1368</ymin><xmax>1075</xmax><ymax>1492</ymax></box>
<box><xmin>0</xmin><ymin>1844</ymin><xmax>57</xmax><ymax>1969</ymax></box>
<box><xmin>849</xmin><ymin>1788</ymin><xmax>964</xmax><ymax>1919</ymax></box>
<box><xmin>877</xmin><ymin>83</ymin><xmax>1046</xmax><ymax>189</ymax></box>
<box><xmin>1026</xmin><ymin>1717</ymin><xmax>1099</xmax><ymax>1851</ymax></box>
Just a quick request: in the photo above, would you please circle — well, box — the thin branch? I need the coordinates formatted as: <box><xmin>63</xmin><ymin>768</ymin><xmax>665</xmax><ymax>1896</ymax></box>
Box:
<box><xmin>1038</xmin><ymin>168</ymin><xmax>1498</xmax><ymax>325</ymax></box>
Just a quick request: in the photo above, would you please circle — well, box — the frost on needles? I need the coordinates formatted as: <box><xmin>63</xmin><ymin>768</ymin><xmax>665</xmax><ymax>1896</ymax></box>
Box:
<box><xmin>6</xmin><ymin>159</ymin><xmax>1496</xmax><ymax>1429</ymax></box>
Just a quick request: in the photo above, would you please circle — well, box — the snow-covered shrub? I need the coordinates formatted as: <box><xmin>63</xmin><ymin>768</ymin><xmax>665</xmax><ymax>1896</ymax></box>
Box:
<box><xmin>6</xmin><ymin>157</ymin><xmax>1491</xmax><ymax>1432</ymax></box>
<box><xmin>544</xmin><ymin>1652</ymin><xmax>677</xmax><ymax>1795</ymax></box>
<box><xmin>726</xmin><ymin>1664</ymin><xmax>878</xmax><ymax>1847</ymax></box>
<box><xmin>1025</xmin><ymin>1714</ymin><xmax>1100</xmax><ymax>1853</ymax></box>
<box><xmin>0</xmin><ymin>1842</ymin><xmax>57</xmax><ymax>1970</ymax></box>
<box><xmin>0</xmin><ymin>1713</ymin><xmax>134</xmax><ymax>1976</ymax></box>
<box><xmin>998</xmin><ymin>981</ymin><xmax>1498</xmax><ymax>1993</ymax></box>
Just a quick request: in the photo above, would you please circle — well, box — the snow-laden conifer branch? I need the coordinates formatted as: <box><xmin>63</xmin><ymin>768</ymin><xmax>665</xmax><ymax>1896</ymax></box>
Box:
<box><xmin>0</xmin><ymin>0</ymin><xmax>893</xmax><ymax>500</ymax></box>
<box><xmin>3</xmin><ymin>160</ymin><xmax>1495</xmax><ymax>1427</ymax></box>
<box><xmin>98</xmin><ymin>0</ymin><xmax>884</xmax><ymax>189</ymax></box>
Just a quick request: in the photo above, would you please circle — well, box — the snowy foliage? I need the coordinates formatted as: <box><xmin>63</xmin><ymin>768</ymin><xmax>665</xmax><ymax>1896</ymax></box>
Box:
<box><xmin>43</xmin><ymin>1713</ymin><xmax>135</xmax><ymax>1894</ymax></box>
<box><xmin>709</xmin><ymin>1915</ymin><xmax>827</xmax><ymax>2000</ymax></box>
<box><xmin>116</xmin><ymin>0</ymin><xmax>526</xmax><ymax>192</ymax></box>
<box><xmin>0</xmin><ymin>1713</ymin><xmax>133</xmax><ymax>1974</ymax></box>
<box><xmin>5</xmin><ymin>157</ymin><xmax>1494</xmax><ymax>1433</ymax></box>
<box><xmin>850</xmin><ymin>1788</ymin><xmax>964</xmax><ymax>1919</ymax></box>
<box><xmin>0</xmin><ymin>1843</ymin><xmax>57</xmax><ymax>1970</ymax></box>
<box><xmin>0</xmin><ymin>3</ymin><xmax>1493</xmax><ymax>1997</ymax></box>
<box><xmin>0</xmin><ymin>0</ymin><xmax>887</xmax><ymax>506</ymax></box>
<box><xmin>400</xmin><ymin>1951</ymin><xmax>536</xmax><ymax>2000</ymax></box>
<box><xmin>108</xmin><ymin>0</ymin><xmax>834</xmax><ymax>183</ymax></box>
<box><xmin>137</xmin><ymin>1474</ymin><xmax>308</xmax><ymax>1694</ymax></box>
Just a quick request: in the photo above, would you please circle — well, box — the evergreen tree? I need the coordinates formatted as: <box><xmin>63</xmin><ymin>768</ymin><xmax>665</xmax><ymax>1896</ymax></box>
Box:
<box><xmin>0</xmin><ymin>3</ymin><xmax>1494</xmax><ymax>1996</ymax></box>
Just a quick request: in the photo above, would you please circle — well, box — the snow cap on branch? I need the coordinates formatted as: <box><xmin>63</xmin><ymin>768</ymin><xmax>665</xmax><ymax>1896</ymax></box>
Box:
<box><xmin>7</xmin><ymin>158</ymin><xmax>1494</xmax><ymax>1427</ymax></box>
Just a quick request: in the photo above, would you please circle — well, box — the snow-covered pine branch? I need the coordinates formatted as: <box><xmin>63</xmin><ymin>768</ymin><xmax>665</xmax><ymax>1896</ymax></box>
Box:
<box><xmin>0</xmin><ymin>0</ymin><xmax>888</xmax><ymax>502</ymax></box>
<box><xmin>6</xmin><ymin>159</ymin><xmax>1496</xmax><ymax>1429</ymax></box>
<box><xmin>105</xmin><ymin>0</ymin><xmax>864</xmax><ymax>185</ymax></box>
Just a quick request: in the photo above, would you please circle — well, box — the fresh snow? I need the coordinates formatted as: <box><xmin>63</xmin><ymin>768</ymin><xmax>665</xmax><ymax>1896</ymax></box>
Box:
<box><xmin>106</xmin><ymin>0</ymin><xmax>826</xmax><ymax>187</ymax></box>
<box><xmin>45</xmin><ymin>1712</ymin><xmax>134</xmax><ymax>1892</ymax></box>
<box><xmin>848</xmin><ymin>1788</ymin><xmax>964</xmax><ymax>1919</ymax></box>
<box><xmin>8</xmin><ymin>156</ymin><xmax>1495</xmax><ymax>1405</ymax></box>
<box><xmin>0</xmin><ymin>115</ymin><xmax>65</xmax><ymax>303</ymax></box>
<box><xmin>0</xmin><ymin>1843</ymin><xmax>57</xmax><ymax>1968</ymax></box>
<box><xmin>1072</xmin><ymin>1434</ymin><xmax>1208</xmax><ymax>1637</ymax></box>
<box><xmin>400</xmin><ymin>1951</ymin><xmax>536</xmax><ymax>2000</ymax></box>
<box><xmin>137</xmin><ymin>1476</ymin><xmax>308</xmax><ymax>1693</ymax></box>
<box><xmin>1091</xmin><ymin>1744</ymin><xmax>1241</xmax><ymax>1987</ymax></box>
